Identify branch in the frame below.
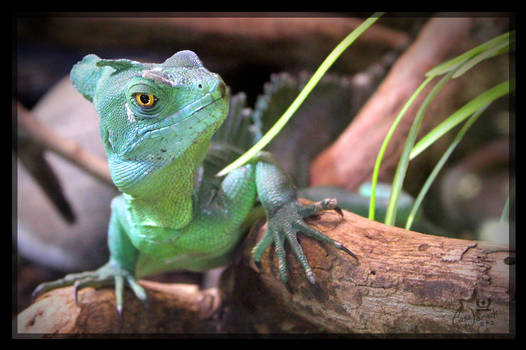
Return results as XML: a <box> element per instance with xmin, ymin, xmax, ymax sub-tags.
<box><xmin>310</xmin><ymin>16</ymin><xmax>483</xmax><ymax>190</ymax></box>
<box><xmin>16</xmin><ymin>203</ymin><xmax>514</xmax><ymax>335</ymax></box>
<box><xmin>20</xmin><ymin>17</ymin><xmax>410</xmax><ymax>51</ymax></box>
<box><xmin>16</xmin><ymin>101</ymin><xmax>112</xmax><ymax>186</ymax></box>
<box><xmin>17</xmin><ymin>282</ymin><xmax>222</xmax><ymax>336</ymax></box>
<box><xmin>224</xmin><ymin>206</ymin><xmax>514</xmax><ymax>334</ymax></box>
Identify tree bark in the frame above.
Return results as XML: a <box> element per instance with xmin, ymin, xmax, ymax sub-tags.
<box><xmin>16</xmin><ymin>282</ymin><xmax>222</xmax><ymax>336</ymax></box>
<box><xmin>224</xmin><ymin>208</ymin><xmax>514</xmax><ymax>335</ymax></box>
<box><xmin>16</xmin><ymin>204</ymin><xmax>514</xmax><ymax>336</ymax></box>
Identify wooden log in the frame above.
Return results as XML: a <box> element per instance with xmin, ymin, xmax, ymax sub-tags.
<box><xmin>16</xmin><ymin>204</ymin><xmax>514</xmax><ymax>336</ymax></box>
<box><xmin>224</xmin><ymin>207</ymin><xmax>514</xmax><ymax>334</ymax></box>
<box><xmin>16</xmin><ymin>282</ymin><xmax>221</xmax><ymax>336</ymax></box>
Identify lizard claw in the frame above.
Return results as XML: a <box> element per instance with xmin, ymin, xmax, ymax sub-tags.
<box><xmin>319</xmin><ymin>198</ymin><xmax>344</xmax><ymax>218</ymax></box>
<box><xmin>255</xmin><ymin>199</ymin><xmax>357</xmax><ymax>286</ymax></box>
<box><xmin>334</xmin><ymin>241</ymin><xmax>359</xmax><ymax>261</ymax></box>
<box><xmin>32</xmin><ymin>262</ymin><xmax>146</xmax><ymax>315</ymax></box>
<box><xmin>73</xmin><ymin>280</ymin><xmax>81</xmax><ymax>306</ymax></box>
<box><xmin>299</xmin><ymin>198</ymin><xmax>343</xmax><ymax>219</ymax></box>
<box><xmin>333</xmin><ymin>205</ymin><xmax>344</xmax><ymax>218</ymax></box>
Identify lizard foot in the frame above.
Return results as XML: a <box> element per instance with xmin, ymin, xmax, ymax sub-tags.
<box><xmin>32</xmin><ymin>262</ymin><xmax>146</xmax><ymax>316</ymax></box>
<box><xmin>251</xmin><ymin>198</ymin><xmax>357</xmax><ymax>285</ymax></box>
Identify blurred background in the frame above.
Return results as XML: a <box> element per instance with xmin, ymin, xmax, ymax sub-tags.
<box><xmin>14</xmin><ymin>13</ymin><xmax>514</xmax><ymax>317</ymax></box>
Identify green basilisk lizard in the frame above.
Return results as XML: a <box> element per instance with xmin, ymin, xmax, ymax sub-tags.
<box><xmin>33</xmin><ymin>51</ymin><xmax>364</xmax><ymax>314</ymax></box>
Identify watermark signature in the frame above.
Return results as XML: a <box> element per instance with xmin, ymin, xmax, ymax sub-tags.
<box><xmin>452</xmin><ymin>297</ymin><xmax>499</xmax><ymax>330</ymax></box>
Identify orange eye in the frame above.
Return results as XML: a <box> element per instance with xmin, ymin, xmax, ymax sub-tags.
<box><xmin>135</xmin><ymin>93</ymin><xmax>157</xmax><ymax>108</ymax></box>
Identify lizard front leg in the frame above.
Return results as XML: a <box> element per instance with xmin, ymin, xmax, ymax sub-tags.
<box><xmin>251</xmin><ymin>154</ymin><xmax>358</xmax><ymax>285</ymax></box>
<box><xmin>32</xmin><ymin>196</ymin><xmax>146</xmax><ymax>315</ymax></box>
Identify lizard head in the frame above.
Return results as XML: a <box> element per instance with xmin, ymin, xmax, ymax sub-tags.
<box><xmin>70</xmin><ymin>50</ymin><xmax>229</xmax><ymax>192</ymax></box>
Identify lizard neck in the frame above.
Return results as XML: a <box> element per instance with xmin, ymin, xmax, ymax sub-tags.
<box><xmin>119</xmin><ymin>140</ymin><xmax>210</xmax><ymax>230</ymax></box>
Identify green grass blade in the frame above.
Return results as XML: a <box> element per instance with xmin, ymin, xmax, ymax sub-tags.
<box><xmin>425</xmin><ymin>31</ymin><xmax>512</xmax><ymax>77</ymax></box>
<box><xmin>410</xmin><ymin>80</ymin><xmax>512</xmax><ymax>160</ymax></box>
<box><xmin>384</xmin><ymin>72</ymin><xmax>453</xmax><ymax>226</ymax></box>
<box><xmin>452</xmin><ymin>39</ymin><xmax>512</xmax><ymax>79</ymax></box>
<box><xmin>216</xmin><ymin>12</ymin><xmax>385</xmax><ymax>177</ymax></box>
<box><xmin>405</xmin><ymin>105</ymin><xmax>488</xmax><ymax>230</ymax></box>
<box><xmin>375</xmin><ymin>31</ymin><xmax>513</xmax><ymax>226</ymax></box>
<box><xmin>368</xmin><ymin>75</ymin><xmax>434</xmax><ymax>221</ymax></box>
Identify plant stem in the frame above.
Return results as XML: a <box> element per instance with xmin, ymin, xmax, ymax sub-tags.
<box><xmin>217</xmin><ymin>13</ymin><xmax>385</xmax><ymax>177</ymax></box>
<box><xmin>368</xmin><ymin>75</ymin><xmax>434</xmax><ymax>221</ymax></box>
<box><xmin>404</xmin><ymin>105</ymin><xmax>488</xmax><ymax>230</ymax></box>
<box><xmin>410</xmin><ymin>80</ymin><xmax>512</xmax><ymax>160</ymax></box>
<box><xmin>384</xmin><ymin>71</ymin><xmax>453</xmax><ymax>226</ymax></box>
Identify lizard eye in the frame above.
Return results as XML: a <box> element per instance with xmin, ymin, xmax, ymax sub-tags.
<box><xmin>134</xmin><ymin>93</ymin><xmax>158</xmax><ymax>108</ymax></box>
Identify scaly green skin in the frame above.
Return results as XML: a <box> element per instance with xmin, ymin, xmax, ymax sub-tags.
<box><xmin>33</xmin><ymin>51</ymin><xmax>355</xmax><ymax>313</ymax></box>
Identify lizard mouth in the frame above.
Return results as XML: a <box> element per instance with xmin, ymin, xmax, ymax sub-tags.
<box><xmin>120</xmin><ymin>81</ymin><xmax>227</xmax><ymax>155</ymax></box>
